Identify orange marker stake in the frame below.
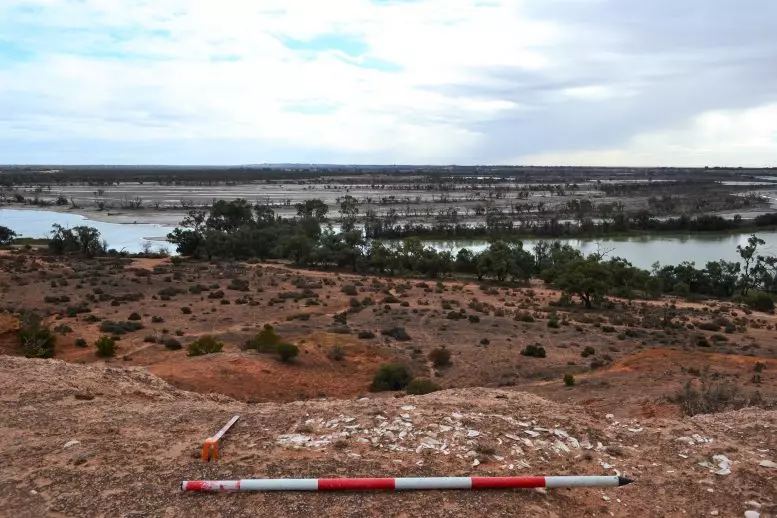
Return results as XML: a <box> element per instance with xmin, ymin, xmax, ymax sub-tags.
<box><xmin>201</xmin><ymin>415</ymin><xmax>240</xmax><ymax>461</ymax></box>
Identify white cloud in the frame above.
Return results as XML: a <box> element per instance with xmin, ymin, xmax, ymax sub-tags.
<box><xmin>518</xmin><ymin>103</ymin><xmax>777</xmax><ymax>167</ymax></box>
<box><xmin>0</xmin><ymin>0</ymin><xmax>776</xmax><ymax>164</ymax></box>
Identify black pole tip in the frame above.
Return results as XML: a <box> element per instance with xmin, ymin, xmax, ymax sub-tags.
<box><xmin>618</xmin><ymin>476</ymin><xmax>634</xmax><ymax>486</ymax></box>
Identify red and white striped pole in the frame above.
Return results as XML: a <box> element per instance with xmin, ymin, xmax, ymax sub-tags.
<box><xmin>182</xmin><ymin>475</ymin><xmax>633</xmax><ymax>493</ymax></box>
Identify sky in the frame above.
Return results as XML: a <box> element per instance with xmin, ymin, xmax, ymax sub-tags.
<box><xmin>0</xmin><ymin>0</ymin><xmax>776</xmax><ymax>167</ymax></box>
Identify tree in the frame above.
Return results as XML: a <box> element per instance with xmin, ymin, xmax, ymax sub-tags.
<box><xmin>187</xmin><ymin>335</ymin><xmax>223</xmax><ymax>356</ymax></box>
<box><xmin>207</xmin><ymin>199</ymin><xmax>254</xmax><ymax>232</ymax></box>
<box><xmin>738</xmin><ymin>234</ymin><xmax>765</xmax><ymax>295</ymax></box>
<box><xmin>295</xmin><ymin>199</ymin><xmax>328</xmax><ymax>222</ymax></box>
<box><xmin>0</xmin><ymin>225</ymin><xmax>17</xmax><ymax>245</ymax></box>
<box><xmin>338</xmin><ymin>195</ymin><xmax>359</xmax><ymax>232</ymax></box>
<box><xmin>552</xmin><ymin>259</ymin><xmax>612</xmax><ymax>308</ymax></box>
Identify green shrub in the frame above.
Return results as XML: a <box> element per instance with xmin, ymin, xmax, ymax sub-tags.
<box><xmin>517</xmin><ymin>313</ymin><xmax>535</xmax><ymax>323</ymax></box>
<box><xmin>744</xmin><ymin>291</ymin><xmax>774</xmax><ymax>313</ymax></box>
<box><xmin>371</xmin><ymin>363</ymin><xmax>413</xmax><ymax>391</ymax></box>
<box><xmin>143</xmin><ymin>334</ymin><xmax>158</xmax><ymax>343</ymax></box>
<box><xmin>187</xmin><ymin>335</ymin><xmax>223</xmax><ymax>356</ymax></box>
<box><xmin>468</xmin><ymin>314</ymin><xmax>480</xmax><ymax>323</ymax></box>
<box><xmin>99</xmin><ymin>320</ymin><xmax>143</xmax><ymax>335</ymax></box>
<box><xmin>406</xmin><ymin>378</ymin><xmax>441</xmax><ymax>395</ymax></box>
<box><xmin>357</xmin><ymin>330</ymin><xmax>376</xmax><ymax>339</ymax></box>
<box><xmin>207</xmin><ymin>290</ymin><xmax>225</xmax><ymax>300</ymax></box>
<box><xmin>163</xmin><ymin>338</ymin><xmax>182</xmax><ymax>350</ymax></box>
<box><xmin>151</xmin><ymin>315</ymin><xmax>165</xmax><ymax>323</ymax></box>
<box><xmin>245</xmin><ymin>324</ymin><xmax>281</xmax><ymax>353</ymax></box>
<box><xmin>429</xmin><ymin>346</ymin><xmax>452</xmax><ymax>367</ymax></box>
<box><xmin>95</xmin><ymin>335</ymin><xmax>117</xmax><ymax>358</ymax></box>
<box><xmin>697</xmin><ymin>322</ymin><xmax>721</xmax><ymax>332</ymax></box>
<box><xmin>341</xmin><ymin>284</ymin><xmax>358</xmax><ymax>296</ymax></box>
<box><xmin>479</xmin><ymin>338</ymin><xmax>490</xmax><ymax>346</ymax></box>
<box><xmin>521</xmin><ymin>344</ymin><xmax>546</xmax><ymax>358</ymax></box>
<box><xmin>601</xmin><ymin>325</ymin><xmax>616</xmax><ymax>333</ymax></box>
<box><xmin>547</xmin><ymin>318</ymin><xmax>559</xmax><ymax>329</ymax></box>
<box><xmin>277</xmin><ymin>342</ymin><xmax>299</xmax><ymax>362</ymax></box>
<box><xmin>563</xmin><ymin>374</ymin><xmax>575</xmax><ymax>386</ymax></box>
<box><xmin>581</xmin><ymin>346</ymin><xmax>596</xmax><ymax>358</ymax></box>
<box><xmin>18</xmin><ymin>320</ymin><xmax>57</xmax><ymax>359</ymax></box>
<box><xmin>227</xmin><ymin>278</ymin><xmax>250</xmax><ymax>291</ymax></box>
<box><xmin>74</xmin><ymin>338</ymin><xmax>87</xmax><ymax>348</ymax></box>
<box><xmin>128</xmin><ymin>312</ymin><xmax>141</xmax><ymax>321</ymax></box>
<box><xmin>181</xmin><ymin>306</ymin><xmax>192</xmax><ymax>315</ymax></box>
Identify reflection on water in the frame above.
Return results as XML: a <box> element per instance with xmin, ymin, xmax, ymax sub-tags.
<box><xmin>411</xmin><ymin>232</ymin><xmax>777</xmax><ymax>269</ymax></box>
<box><xmin>0</xmin><ymin>208</ymin><xmax>175</xmax><ymax>254</ymax></box>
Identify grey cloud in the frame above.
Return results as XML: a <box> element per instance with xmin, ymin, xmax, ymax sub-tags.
<box><xmin>445</xmin><ymin>0</ymin><xmax>777</xmax><ymax>161</ymax></box>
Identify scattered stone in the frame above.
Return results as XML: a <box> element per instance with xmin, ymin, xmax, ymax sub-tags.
<box><xmin>63</xmin><ymin>440</ymin><xmax>80</xmax><ymax>449</ymax></box>
<box><xmin>758</xmin><ymin>460</ymin><xmax>777</xmax><ymax>469</ymax></box>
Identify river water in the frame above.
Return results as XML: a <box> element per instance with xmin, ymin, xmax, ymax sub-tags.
<box><xmin>1</xmin><ymin>208</ymin><xmax>776</xmax><ymax>268</ymax></box>
<box><xmin>0</xmin><ymin>208</ymin><xmax>175</xmax><ymax>254</ymax></box>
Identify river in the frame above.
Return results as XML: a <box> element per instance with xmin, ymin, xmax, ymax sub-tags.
<box><xmin>1</xmin><ymin>208</ymin><xmax>776</xmax><ymax>268</ymax></box>
<box><xmin>0</xmin><ymin>208</ymin><xmax>175</xmax><ymax>254</ymax></box>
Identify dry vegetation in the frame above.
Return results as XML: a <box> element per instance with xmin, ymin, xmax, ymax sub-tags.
<box><xmin>1</xmin><ymin>249</ymin><xmax>775</xmax><ymax>417</ymax></box>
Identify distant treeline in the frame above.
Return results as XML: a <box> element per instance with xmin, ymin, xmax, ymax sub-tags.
<box><xmin>365</xmin><ymin>212</ymin><xmax>777</xmax><ymax>240</ymax></box>
<box><xmin>0</xmin><ymin>164</ymin><xmax>773</xmax><ymax>186</ymax></box>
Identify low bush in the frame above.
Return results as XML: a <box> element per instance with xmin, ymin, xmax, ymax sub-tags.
<box><xmin>207</xmin><ymin>290</ymin><xmax>225</xmax><ymax>299</ymax></box>
<box><xmin>277</xmin><ymin>342</ymin><xmax>299</xmax><ymax>362</ymax></box>
<box><xmin>479</xmin><ymin>338</ymin><xmax>490</xmax><ymax>346</ymax></box>
<box><xmin>581</xmin><ymin>346</ymin><xmax>596</xmax><ymax>358</ymax></box>
<box><xmin>18</xmin><ymin>318</ymin><xmax>56</xmax><ymax>359</ymax></box>
<box><xmin>468</xmin><ymin>314</ymin><xmax>480</xmax><ymax>323</ymax></box>
<box><xmin>521</xmin><ymin>344</ymin><xmax>546</xmax><ymax>358</ymax></box>
<box><xmin>357</xmin><ymin>330</ymin><xmax>376</xmax><ymax>339</ymax></box>
<box><xmin>563</xmin><ymin>373</ymin><xmax>575</xmax><ymax>386</ymax></box>
<box><xmin>429</xmin><ymin>346</ymin><xmax>452</xmax><ymax>367</ymax></box>
<box><xmin>95</xmin><ymin>335</ymin><xmax>117</xmax><ymax>358</ymax></box>
<box><xmin>187</xmin><ymin>335</ymin><xmax>223</xmax><ymax>356</ymax></box>
<box><xmin>547</xmin><ymin>318</ymin><xmax>559</xmax><ymax>329</ymax></box>
<box><xmin>99</xmin><ymin>320</ymin><xmax>143</xmax><ymax>335</ymax></box>
<box><xmin>744</xmin><ymin>291</ymin><xmax>774</xmax><ymax>313</ymax></box>
<box><xmin>74</xmin><ymin>338</ymin><xmax>87</xmax><ymax>348</ymax></box>
<box><xmin>406</xmin><ymin>378</ymin><xmax>441</xmax><ymax>395</ymax></box>
<box><xmin>151</xmin><ymin>316</ymin><xmax>165</xmax><ymax>323</ymax></box>
<box><xmin>371</xmin><ymin>363</ymin><xmax>413</xmax><ymax>391</ymax></box>
<box><xmin>163</xmin><ymin>338</ymin><xmax>182</xmax><ymax>350</ymax></box>
<box><xmin>227</xmin><ymin>278</ymin><xmax>250</xmax><ymax>291</ymax></box>
<box><xmin>341</xmin><ymin>284</ymin><xmax>358</xmax><ymax>296</ymax></box>
<box><xmin>128</xmin><ymin>312</ymin><xmax>142</xmax><ymax>321</ymax></box>
<box><xmin>181</xmin><ymin>306</ymin><xmax>192</xmax><ymax>315</ymax></box>
<box><xmin>381</xmin><ymin>326</ymin><xmax>411</xmax><ymax>341</ymax></box>
<box><xmin>671</xmin><ymin>380</ymin><xmax>774</xmax><ymax>416</ymax></box>
<box><xmin>517</xmin><ymin>313</ymin><xmax>535</xmax><ymax>323</ymax></box>
<box><xmin>245</xmin><ymin>324</ymin><xmax>281</xmax><ymax>353</ymax></box>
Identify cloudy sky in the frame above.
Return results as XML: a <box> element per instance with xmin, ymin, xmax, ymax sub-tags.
<box><xmin>1</xmin><ymin>0</ymin><xmax>776</xmax><ymax>166</ymax></box>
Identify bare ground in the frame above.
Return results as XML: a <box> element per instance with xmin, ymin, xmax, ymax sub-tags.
<box><xmin>1</xmin><ymin>356</ymin><xmax>775</xmax><ymax>518</ymax></box>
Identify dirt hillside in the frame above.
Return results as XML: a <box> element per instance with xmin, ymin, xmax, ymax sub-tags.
<box><xmin>1</xmin><ymin>356</ymin><xmax>775</xmax><ymax>517</ymax></box>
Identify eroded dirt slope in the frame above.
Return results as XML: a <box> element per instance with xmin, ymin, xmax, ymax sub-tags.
<box><xmin>1</xmin><ymin>356</ymin><xmax>775</xmax><ymax>517</ymax></box>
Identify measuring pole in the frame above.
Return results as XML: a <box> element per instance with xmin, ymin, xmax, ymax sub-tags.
<box><xmin>182</xmin><ymin>475</ymin><xmax>634</xmax><ymax>492</ymax></box>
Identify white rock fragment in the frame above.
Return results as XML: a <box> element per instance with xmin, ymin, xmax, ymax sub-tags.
<box><xmin>744</xmin><ymin>511</ymin><xmax>760</xmax><ymax>518</ymax></box>
<box><xmin>602</xmin><ymin>495</ymin><xmax>611</xmax><ymax>502</ymax></box>
<box><xmin>401</xmin><ymin>405</ymin><xmax>416</xmax><ymax>411</ymax></box>
<box><xmin>505</xmin><ymin>434</ymin><xmax>522</xmax><ymax>441</ymax></box>
<box><xmin>472</xmin><ymin>459</ymin><xmax>481</xmax><ymax>467</ymax></box>
<box><xmin>63</xmin><ymin>440</ymin><xmax>80</xmax><ymax>449</ymax></box>
<box><xmin>605</xmin><ymin>414</ymin><xmax>614</xmax><ymax>420</ymax></box>
<box><xmin>758</xmin><ymin>460</ymin><xmax>777</xmax><ymax>469</ymax></box>
<box><xmin>712</xmin><ymin>455</ymin><xmax>732</xmax><ymax>476</ymax></box>
<box><xmin>525</xmin><ymin>430</ymin><xmax>540</xmax><ymax>438</ymax></box>
<box><xmin>710</xmin><ymin>510</ymin><xmax>719</xmax><ymax>516</ymax></box>
<box><xmin>467</xmin><ymin>430</ymin><xmax>481</xmax><ymax>438</ymax></box>
<box><xmin>628</xmin><ymin>427</ymin><xmax>643</xmax><ymax>433</ymax></box>
<box><xmin>553</xmin><ymin>440</ymin><xmax>570</xmax><ymax>454</ymax></box>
